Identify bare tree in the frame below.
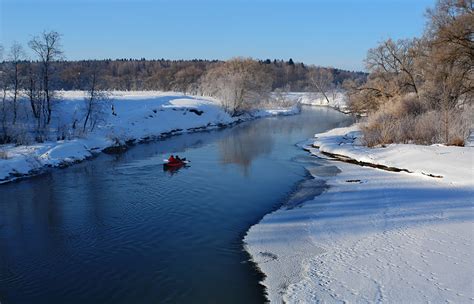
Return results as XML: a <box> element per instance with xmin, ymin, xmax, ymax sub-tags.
<box><xmin>8</xmin><ymin>42</ymin><xmax>25</xmax><ymax>125</ymax></box>
<box><xmin>0</xmin><ymin>45</ymin><xmax>9</xmax><ymax>143</ymax></box>
<box><xmin>424</xmin><ymin>0</ymin><xmax>473</xmax><ymax>143</ymax></box>
<box><xmin>83</xmin><ymin>67</ymin><xmax>109</xmax><ymax>133</ymax></box>
<box><xmin>25</xmin><ymin>62</ymin><xmax>41</xmax><ymax>120</ymax></box>
<box><xmin>308</xmin><ymin>68</ymin><xmax>335</xmax><ymax>104</ymax></box>
<box><xmin>366</xmin><ymin>39</ymin><xmax>421</xmax><ymax>97</ymax></box>
<box><xmin>23</xmin><ymin>60</ymin><xmax>50</xmax><ymax>142</ymax></box>
<box><xmin>29</xmin><ymin>31</ymin><xmax>63</xmax><ymax>124</ymax></box>
<box><xmin>354</xmin><ymin>0</ymin><xmax>473</xmax><ymax>145</ymax></box>
<box><xmin>348</xmin><ymin>38</ymin><xmax>422</xmax><ymax>114</ymax></box>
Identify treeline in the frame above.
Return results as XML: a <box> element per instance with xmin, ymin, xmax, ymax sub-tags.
<box><xmin>346</xmin><ymin>0</ymin><xmax>473</xmax><ymax>146</ymax></box>
<box><xmin>1</xmin><ymin>57</ymin><xmax>365</xmax><ymax>93</ymax></box>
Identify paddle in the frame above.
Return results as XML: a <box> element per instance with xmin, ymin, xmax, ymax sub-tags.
<box><xmin>163</xmin><ymin>159</ymin><xmax>190</xmax><ymax>164</ymax></box>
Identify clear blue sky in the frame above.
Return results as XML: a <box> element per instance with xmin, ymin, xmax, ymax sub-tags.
<box><xmin>1</xmin><ymin>0</ymin><xmax>434</xmax><ymax>71</ymax></box>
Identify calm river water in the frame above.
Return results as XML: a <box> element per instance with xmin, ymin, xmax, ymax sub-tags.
<box><xmin>0</xmin><ymin>106</ymin><xmax>352</xmax><ymax>303</ymax></box>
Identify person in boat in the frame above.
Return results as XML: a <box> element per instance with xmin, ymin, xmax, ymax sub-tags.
<box><xmin>168</xmin><ymin>155</ymin><xmax>177</xmax><ymax>163</ymax></box>
<box><xmin>175</xmin><ymin>155</ymin><xmax>181</xmax><ymax>162</ymax></box>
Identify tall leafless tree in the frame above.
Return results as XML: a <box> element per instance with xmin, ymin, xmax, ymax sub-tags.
<box><xmin>424</xmin><ymin>0</ymin><xmax>473</xmax><ymax>143</ymax></box>
<box><xmin>366</xmin><ymin>39</ymin><xmax>421</xmax><ymax>97</ymax></box>
<box><xmin>82</xmin><ymin>66</ymin><xmax>109</xmax><ymax>133</ymax></box>
<box><xmin>8</xmin><ymin>42</ymin><xmax>25</xmax><ymax>125</ymax></box>
<box><xmin>28</xmin><ymin>31</ymin><xmax>63</xmax><ymax>124</ymax></box>
<box><xmin>0</xmin><ymin>45</ymin><xmax>9</xmax><ymax>143</ymax></box>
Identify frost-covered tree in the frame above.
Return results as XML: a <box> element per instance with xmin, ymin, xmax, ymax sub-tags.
<box><xmin>200</xmin><ymin>58</ymin><xmax>272</xmax><ymax>116</ymax></box>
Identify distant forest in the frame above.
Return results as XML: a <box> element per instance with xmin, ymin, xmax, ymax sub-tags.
<box><xmin>1</xmin><ymin>58</ymin><xmax>366</xmax><ymax>93</ymax></box>
<box><xmin>0</xmin><ymin>29</ymin><xmax>368</xmax><ymax>145</ymax></box>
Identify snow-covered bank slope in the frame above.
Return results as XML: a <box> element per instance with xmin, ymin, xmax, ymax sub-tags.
<box><xmin>245</xmin><ymin>126</ymin><xmax>473</xmax><ymax>303</ymax></box>
<box><xmin>313</xmin><ymin>125</ymin><xmax>474</xmax><ymax>186</ymax></box>
<box><xmin>0</xmin><ymin>91</ymin><xmax>299</xmax><ymax>184</ymax></box>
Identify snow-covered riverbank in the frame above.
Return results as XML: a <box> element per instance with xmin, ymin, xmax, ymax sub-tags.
<box><xmin>245</xmin><ymin>125</ymin><xmax>473</xmax><ymax>303</ymax></box>
<box><xmin>0</xmin><ymin>91</ymin><xmax>299</xmax><ymax>184</ymax></box>
<box><xmin>285</xmin><ymin>92</ymin><xmax>350</xmax><ymax>114</ymax></box>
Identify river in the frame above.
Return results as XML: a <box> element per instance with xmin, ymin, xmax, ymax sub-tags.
<box><xmin>0</xmin><ymin>106</ymin><xmax>352</xmax><ymax>303</ymax></box>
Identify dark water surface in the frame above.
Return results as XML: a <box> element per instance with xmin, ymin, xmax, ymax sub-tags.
<box><xmin>0</xmin><ymin>107</ymin><xmax>352</xmax><ymax>304</ymax></box>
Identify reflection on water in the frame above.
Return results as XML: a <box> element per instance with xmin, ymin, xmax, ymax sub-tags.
<box><xmin>217</xmin><ymin>109</ymin><xmax>351</xmax><ymax>175</ymax></box>
<box><xmin>218</xmin><ymin>123</ymin><xmax>274</xmax><ymax>175</ymax></box>
<box><xmin>0</xmin><ymin>107</ymin><xmax>353</xmax><ymax>304</ymax></box>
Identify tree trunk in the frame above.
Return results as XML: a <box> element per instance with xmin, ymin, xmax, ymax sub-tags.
<box><xmin>12</xmin><ymin>63</ymin><xmax>19</xmax><ymax>125</ymax></box>
<box><xmin>83</xmin><ymin>72</ymin><xmax>97</xmax><ymax>133</ymax></box>
<box><xmin>44</xmin><ymin>62</ymin><xmax>51</xmax><ymax>124</ymax></box>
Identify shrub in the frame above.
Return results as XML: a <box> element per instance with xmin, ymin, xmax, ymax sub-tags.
<box><xmin>8</xmin><ymin>124</ymin><xmax>33</xmax><ymax>146</ymax></box>
<box><xmin>449</xmin><ymin>137</ymin><xmax>465</xmax><ymax>147</ymax></box>
<box><xmin>412</xmin><ymin>110</ymin><xmax>440</xmax><ymax>144</ymax></box>
<box><xmin>399</xmin><ymin>93</ymin><xmax>425</xmax><ymax>117</ymax></box>
<box><xmin>362</xmin><ymin>95</ymin><xmax>472</xmax><ymax>146</ymax></box>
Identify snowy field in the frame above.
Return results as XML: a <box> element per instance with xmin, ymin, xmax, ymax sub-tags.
<box><xmin>245</xmin><ymin>125</ymin><xmax>473</xmax><ymax>303</ymax></box>
<box><xmin>0</xmin><ymin>91</ymin><xmax>299</xmax><ymax>183</ymax></box>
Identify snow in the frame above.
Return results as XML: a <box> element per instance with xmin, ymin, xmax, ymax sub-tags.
<box><xmin>0</xmin><ymin>91</ymin><xmax>299</xmax><ymax>183</ymax></box>
<box><xmin>245</xmin><ymin>124</ymin><xmax>474</xmax><ymax>303</ymax></box>
<box><xmin>285</xmin><ymin>91</ymin><xmax>349</xmax><ymax>113</ymax></box>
